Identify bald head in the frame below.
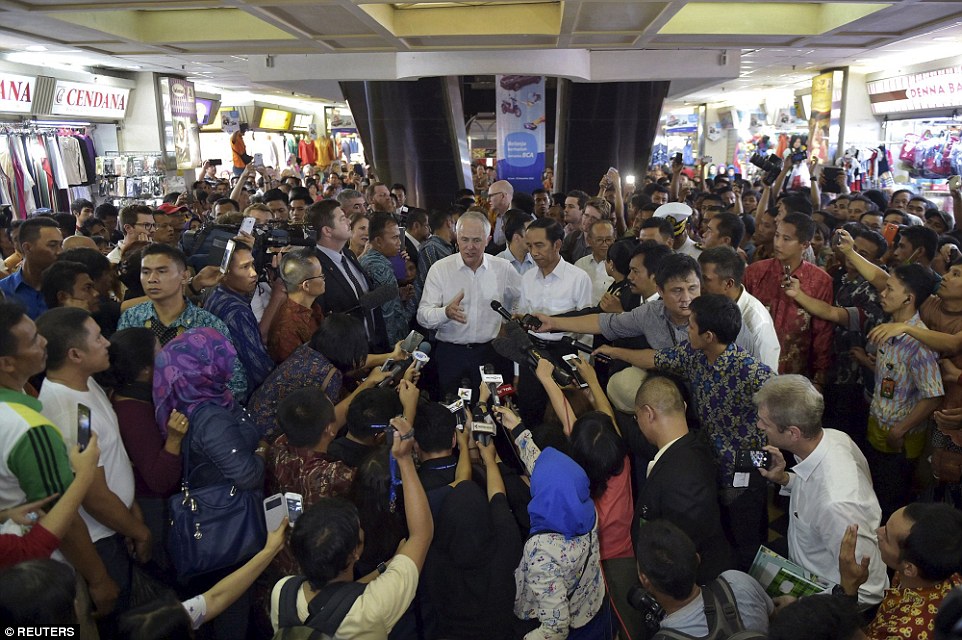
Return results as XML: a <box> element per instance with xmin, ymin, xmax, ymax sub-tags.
<box><xmin>489</xmin><ymin>180</ymin><xmax>514</xmax><ymax>216</ymax></box>
<box><xmin>62</xmin><ymin>235</ymin><xmax>98</xmax><ymax>251</ymax></box>
<box><xmin>635</xmin><ymin>375</ymin><xmax>686</xmax><ymax>416</ymax></box>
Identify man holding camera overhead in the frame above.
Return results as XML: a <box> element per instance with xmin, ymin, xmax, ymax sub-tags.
<box><xmin>417</xmin><ymin>211</ymin><xmax>520</xmax><ymax>399</ymax></box>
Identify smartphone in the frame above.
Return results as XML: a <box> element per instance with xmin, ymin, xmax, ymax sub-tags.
<box><xmin>625</xmin><ymin>175</ymin><xmax>636</xmax><ymax>186</ymax></box>
<box><xmin>733</xmin><ymin>173</ymin><xmax>742</xmax><ymax>183</ymax></box>
<box><xmin>380</xmin><ymin>358</ymin><xmax>396</xmax><ymax>372</ymax></box>
<box><xmin>284</xmin><ymin>492</ymin><xmax>303</xmax><ymax>527</ymax></box>
<box><xmin>781</xmin><ymin>264</ymin><xmax>792</xmax><ymax>288</ymax></box>
<box><xmin>219</xmin><ymin>238</ymin><xmax>236</xmax><ymax>274</ymax></box>
<box><xmin>520</xmin><ymin>314</ymin><xmax>543</xmax><ymax>331</ymax></box>
<box><xmin>703</xmin><ymin>156</ymin><xmax>713</xmax><ymax>165</ymax></box>
<box><xmin>736</xmin><ymin>449</ymin><xmax>771</xmax><ymax>470</ymax></box>
<box><xmin>950</xmin><ymin>175</ymin><xmax>961</xmax><ymax>190</ymax></box>
<box><xmin>882</xmin><ymin>222</ymin><xmax>899</xmax><ymax>245</ymax></box>
<box><xmin>253</xmin><ymin>153</ymin><xmax>264</xmax><ymax>168</ymax></box>
<box><xmin>400</xmin><ymin>330</ymin><xmax>424</xmax><ymax>353</ymax></box>
<box><xmin>562</xmin><ymin>354</ymin><xmax>588</xmax><ymax>388</ymax></box>
<box><xmin>206</xmin><ymin>158</ymin><xmax>223</xmax><ymax>167</ymax></box>
<box><xmin>77</xmin><ymin>403</ymin><xmax>91</xmax><ymax>452</ymax></box>
<box><xmin>263</xmin><ymin>493</ymin><xmax>287</xmax><ymax>531</ymax></box>
<box><xmin>240</xmin><ymin>216</ymin><xmax>256</xmax><ymax>235</ymax></box>
<box><xmin>673</xmin><ymin>153</ymin><xmax>683</xmax><ymax>165</ymax></box>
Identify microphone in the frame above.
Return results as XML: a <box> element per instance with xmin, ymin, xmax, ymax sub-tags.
<box><xmin>491</xmin><ymin>299</ymin><xmax>543</xmax><ymax>332</ymax></box>
<box><xmin>494</xmin><ymin>324</ymin><xmax>573</xmax><ymax>387</ymax></box>
<box><xmin>490</xmin><ymin>300</ymin><xmax>513</xmax><ymax>322</ymax></box>
<box><xmin>482</xmin><ymin>364</ymin><xmax>503</xmax><ymax>407</ymax></box>
<box><xmin>561</xmin><ymin>335</ymin><xmax>611</xmax><ymax>363</ymax></box>
<box><xmin>412</xmin><ymin>349</ymin><xmax>430</xmax><ymax>372</ymax></box>
<box><xmin>377</xmin><ymin>341</ymin><xmax>431</xmax><ymax>387</ymax></box>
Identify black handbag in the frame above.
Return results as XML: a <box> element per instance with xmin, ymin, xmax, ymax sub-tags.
<box><xmin>167</xmin><ymin>428</ymin><xmax>265</xmax><ymax>580</ymax></box>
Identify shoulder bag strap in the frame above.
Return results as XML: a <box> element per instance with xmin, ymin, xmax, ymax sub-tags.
<box><xmin>277</xmin><ymin>576</ymin><xmax>310</xmax><ymax>631</ymax></box>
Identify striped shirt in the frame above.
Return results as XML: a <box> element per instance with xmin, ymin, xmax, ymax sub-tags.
<box><xmin>0</xmin><ymin>388</ymin><xmax>74</xmax><ymax>510</ymax></box>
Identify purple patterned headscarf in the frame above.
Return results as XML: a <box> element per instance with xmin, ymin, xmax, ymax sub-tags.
<box><xmin>153</xmin><ymin>327</ymin><xmax>236</xmax><ymax>436</ymax></box>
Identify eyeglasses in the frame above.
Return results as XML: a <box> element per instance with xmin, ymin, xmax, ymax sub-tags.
<box><xmin>488</xmin><ymin>191</ymin><xmax>506</xmax><ymax>198</ymax></box>
<box><xmin>301</xmin><ymin>274</ymin><xmax>325</xmax><ymax>284</ymax></box>
<box><xmin>137</xmin><ymin>223</ymin><xmax>158</xmax><ymax>231</ymax></box>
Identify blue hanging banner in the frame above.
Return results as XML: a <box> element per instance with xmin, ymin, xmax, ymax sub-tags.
<box><xmin>495</xmin><ymin>75</ymin><xmax>546</xmax><ymax>193</ymax></box>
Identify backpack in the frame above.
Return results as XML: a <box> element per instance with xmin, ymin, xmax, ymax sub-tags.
<box><xmin>652</xmin><ymin>576</ymin><xmax>768</xmax><ymax>640</ymax></box>
<box><xmin>272</xmin><ymin>576</ymin><xmax>367</xmax><ymax>640</ymax></box>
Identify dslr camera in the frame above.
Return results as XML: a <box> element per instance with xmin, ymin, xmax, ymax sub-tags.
<box><xmin>749</xmin><ymin>153</ymin><xmax>783</xmax><ymax>187</ymax></box>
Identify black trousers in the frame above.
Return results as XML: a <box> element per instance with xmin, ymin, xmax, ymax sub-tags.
<box><xmin>433</xmin><ymin>340</ymin><xmax>513</xmax><ymax>401</ymax></box>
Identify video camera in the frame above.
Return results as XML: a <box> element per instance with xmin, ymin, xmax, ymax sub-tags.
<box><xmin>181</xmin><ymin>220</ymin><xmax>316</xmax><ymax>277</ymax></box>
<box><xmin>749</xmin><ymin>153</ymin><xmax>783</xmax><ymax>187</ymax></box>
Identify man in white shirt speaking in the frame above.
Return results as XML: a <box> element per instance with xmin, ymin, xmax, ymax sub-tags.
<box><xmin>515</xmin><ymin>217</ymin><xmax>592</xmax><ymax>425</ymax></box>
<box><xmin>417</xmin><ymin>211</ymin><xmax>521</xmax><ymax>398</ymax></box>
<box><xmin>756</xmin><ymin>374</ymin><xmax>888</xmax><ymax>608</ymax></box>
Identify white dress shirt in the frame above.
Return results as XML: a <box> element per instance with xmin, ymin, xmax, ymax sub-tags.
<box><xmin>677</xmin><ymin>235</ymin><xmax>702</xmax><ymax>259</ymax></box>
<box><xmin>518</xmin><ymin>259</ymin><xmax>593</xmax><ymax>342</ymax></box>
<box><xmin>735</xmin><ymin>286</ymin><xmax>781</xmax><ymax>371</ymax></box>
<box><xmin>417</xmin><ymin>252</ymin><xmax>521</xmax><ymax>344</ymax></box>
<box><xmin>574</xmin><ymin>254</ymin><xmax>614</xmax><ymax>305</ymax></box>
<box><xmin>782</xmin><ymin>429</ymin><xmax>888</xmax><ymax>606</ymax></box>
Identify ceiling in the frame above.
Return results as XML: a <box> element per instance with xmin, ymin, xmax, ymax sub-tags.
<box><xmin>0</xmin><ymin>0</ymin><xmax>959</xmax><ymax>105</ymax></box>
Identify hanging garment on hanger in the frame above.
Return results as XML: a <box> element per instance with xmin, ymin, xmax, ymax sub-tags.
<box><xmin>59</xmin><ymin>135</ymin><xmax>86</xmax><ymax>185</ymax></box>
<box><xmin>44</xmin><ymin>134</ymin><xmax>70</xmax><ymax>190</ymax></box>
<box><xmin>76</xmin><ymin>135</ymin><xmax>97</xmax><ymax>186</ymax></box>
<box><xmin>10</xmin><ymin>136</ymin><xmax>37</xmax><ymax>215</ymax></box>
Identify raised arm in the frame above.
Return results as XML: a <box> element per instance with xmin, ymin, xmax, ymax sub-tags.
<box><xmin>593</xmin><ymin>345</ymin><xmax>656</xmax><ymax>370</ymax></box>
<box><xmin>390</xmin><ymin>416</ymin><xmax>433</xmax><ymax>572</ymax></box>
<box><xmin>868</xmin><ymin>322</ymin><xmax>962</xmax><ymax>356</ymax></box>
<box><xmin>784</xmin><ymin>277</ymin><xmax>848</xmax><ymax>326</ymax></box>
<box><xmin>572</xmin><ymin>357</ymin><xmax>615</xmax><ymax>424</ymax></box>
<box><xmin>533</xmin><ymin>313</ymin><xmax>602</xmax><ymax>336</ymax></box>
<box><xmin>836</xmin><ymin>229</ymin><xmax>889</xmax><ymax>291</ymax></box>
<box><xmin>535</xmin><ymin>359</ymin><xmax>577</xmax><ymax>436</ymax></box>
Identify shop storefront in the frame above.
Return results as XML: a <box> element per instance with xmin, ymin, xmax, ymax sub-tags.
<box><xmin>867</xmin><ymin>60</ymin><xmax>962</xmax><ymax>211</ymax></box>
<box><xmin>198</xmin><ymin>102</ymin><xmax>325</xmax><ymax>179</ymax></box>
<box><xmin>0</xmin><ymin>66</ymin><xmax>133</xmax><ymax>218</ymax></box>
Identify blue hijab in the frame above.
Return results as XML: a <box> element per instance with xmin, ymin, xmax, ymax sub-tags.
<box><xmin>528</xmin><ymin>447</ymin><xmax>596</xmax><ymax>539</ymax></box>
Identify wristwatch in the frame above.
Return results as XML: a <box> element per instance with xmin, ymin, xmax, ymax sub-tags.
<box><xmin>376</xmin><ymin>561</ymin><xmax>387</xmax><ymax>575</ymax></box>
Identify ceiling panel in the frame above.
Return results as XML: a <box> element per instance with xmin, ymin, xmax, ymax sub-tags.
<box><xmin>261</xmin><ymin>4</ymin><xmax>377</xmax><ymax>36</ymax></box>
<box><xmin>842</xmin><ymin>2</ymin><xmax>962</xmax><ymax>33</ymax></box>
<box><xmin>322</xmin><ymin>36</ymin><xmax>394</xmax><ymax>49</ymax></box>
<box><xmin>572</xmin><ymin>2</ymin><xmax>668</xmax><ymax>33</ymax></box>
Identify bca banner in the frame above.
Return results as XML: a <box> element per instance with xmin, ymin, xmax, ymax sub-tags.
<box><xmin>495</xmin><ymin>75</ymin><xmax>545</xmax><ymax>193</ymax></box>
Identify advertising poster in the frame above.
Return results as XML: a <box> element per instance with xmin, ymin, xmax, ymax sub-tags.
<box><xmin>160</xmin><ymin>77</ymin><xmax>202</xmax><ymax>170</ymax></box>
<box><xmin>495</xmin><ymin>75</ymin><xmax>545</xmax><ymax>192</ymax></box>
<box><xmin>809</xmin><ymin>70</ymin><xmax>844</xmax><ymax>164</ymax></box>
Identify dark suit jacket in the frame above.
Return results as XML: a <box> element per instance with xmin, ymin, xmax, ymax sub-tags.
<box><xmin>404</xmin><ymin>235</ymin><xmax>419</xmax><ymax>269</ymax></box>
<box><xmin>633</xmin><ymin>431</ymin><xmax>735</xmax><ymax>585</ymax></box>
<box><xmin>314</xmin><ymin>246</ymin><xmax>389</xmax><ymax>352</ymax></box>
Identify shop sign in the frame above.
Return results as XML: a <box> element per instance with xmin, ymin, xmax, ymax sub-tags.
<box><xmin>665</xmin><ymin>113</ymin><xmax>699</xmax><ymax>134</ymax></box>
<box><xmin>51</xmin><ymin>80</ymin><xmax>128</xmax><ymax>118</ymax></box>
<box><xmin>0</xmin><ymin>73</ymin><xmax>35</xmax><ymax>113</ymax></box>
<box><xmin>867</xmin><ymin>66</ymin><xmax>962</xmax><ymax>115</ymax></box>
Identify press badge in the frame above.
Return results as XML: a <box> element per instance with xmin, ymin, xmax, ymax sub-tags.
<box><xmin>881</xmin><ymin>363</ymin><xmax>895</xmax><ymax>399</ymax></box>
<box><xmin>733</xmin><ymin>472</ymin><xmax>750</xmax><ymax>488</ymax></box>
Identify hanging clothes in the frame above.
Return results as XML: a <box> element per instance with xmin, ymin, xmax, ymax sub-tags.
<box><xmin>59</xmin><ymin>135</ymin><xmax>86</xmax><ymax>186</ymax></box>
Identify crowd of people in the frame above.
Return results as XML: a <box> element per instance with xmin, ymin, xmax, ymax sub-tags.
<box><xmin>0</xmin><ymin>151</ymin><xmax>962</xmax><ymax>640</ymax></box>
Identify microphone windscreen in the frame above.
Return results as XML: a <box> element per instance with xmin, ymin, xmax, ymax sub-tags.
<box><xmin>416</xmin><ymin>341</ymin><xmax>432</xmax><ymax>356</ymax></box>
<box><xmin>493</xmin><ymin>336</ymin><xmax>526</xmax><ymax>365</ymax></box>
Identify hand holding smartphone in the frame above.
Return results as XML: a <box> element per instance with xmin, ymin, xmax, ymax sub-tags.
<box><xmin>77</xmin><ymin>404</ymin><xmax>91</xmax><ymax>452</ymax></box>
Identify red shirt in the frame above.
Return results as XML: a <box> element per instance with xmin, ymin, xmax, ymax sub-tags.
<box><xmin>744</xmin><ymin>258</ymin><xmax>834</xmax><ymax>379</ymax></box>
<box><xmin>267</xmin><ymin>299</ymin><xmax>324</xmax><ymax>364</ymax></box>
<box><xmin>0</xmin><ymin>523</ymin><xmax>59</xmax><ymax>569</ymax></box>
<box><xmin>595</xmin><ymin>456</ymin><xmax>634</xmax><ymax>561</ymax></box>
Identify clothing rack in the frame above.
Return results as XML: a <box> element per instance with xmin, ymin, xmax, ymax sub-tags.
<box><xmin>0</xmin><ymin>123</ymin><xmax>93</xmax><ymax>136</ymax></box>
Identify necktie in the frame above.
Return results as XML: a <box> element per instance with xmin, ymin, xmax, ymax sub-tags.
<box><xmin>342</xmin><ymin>254</ymin><xmax>375</xmax><ymax>340</ymax></box>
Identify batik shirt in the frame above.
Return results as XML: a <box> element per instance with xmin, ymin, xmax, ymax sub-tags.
<box><xmin>118</xmin><ymin>300</ymin><xmax>248</xmax><ymax>400</ymax></box>
<box><xmin>743</xmin><ymin>258</ymin><xmax>834</xmax><ymax>379</ymax></box>
<box><xmin>205</xmin><ymin>285</ymin><xmax>274</xmax><ymax>392</ymax></box>
<box><xmin>654</xmin><ymin>342</ymin><xmax>775</xmax><ymax>483</ymax></box>
<box><xmin>359</xmin><ymin>248</ymin><xmax>415</xmax><ymax>345</ymax></box>
<box><xmin>867</xmin><ymin>573</ymin><xmax>962</xmax><ymax>640</ymax></box>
